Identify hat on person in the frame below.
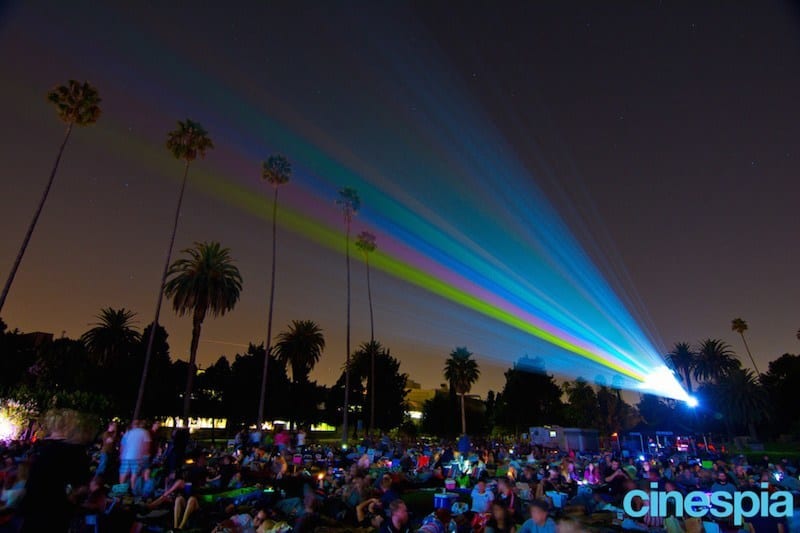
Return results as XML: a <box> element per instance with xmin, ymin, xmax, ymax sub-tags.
<box><xmin>451</xmin><ymin>502</ymin><xmax>468</xmax><ymax>516</ymax></box>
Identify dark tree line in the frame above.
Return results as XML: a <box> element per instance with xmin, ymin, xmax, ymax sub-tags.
<box><xmin>0</xmin><ymin>315</ymin><xmax>408</xmax><ymax>432</ymax></box>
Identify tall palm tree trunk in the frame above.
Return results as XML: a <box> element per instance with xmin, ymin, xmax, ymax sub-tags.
<box><xmin>342</xmin><ymin>221</ymin><xmax>352</xmax><ymax>444</ymax></box>
<box><xmin>366</xmin><ymin>257</ymin><xmax>376</xmax><ymax>433</ymax></box>
<box><xmin>0</xmin><ymin>124</ymin><xmax>73</xmax><ymax>314</ymax></box>
<box><xmin>684</xmin><ymin>369</ymin><xmax>693</xmax><ymax>395</ymax></box>
<box><xmin>183</xmin><ymin>309</ymin><xmax>205</xmax><ymax>423</ymax></box>
<box><xmin>739</xmin><ymin>333</ymin><xmax>760</xmax><ymax>375</ymax></box>
<box><xmin>134</xmin><ymin>160</ymin><xmax>191</xmax><ymax>420</ymax></box>
<box><xmin>460</xmin><ymin>393</ymin><xmax>466</xmax><ymax>435</ymax></box>
<box><xmin>258</xmin><ymin>187</ymin><xmax>280</xmax><ymax>428</ymax></box>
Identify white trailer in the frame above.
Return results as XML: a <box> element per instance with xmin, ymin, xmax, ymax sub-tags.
<box><xmin>529</xmin><ymin>426</ymin><xmax>599</xmax><ymax>452</ymax></box>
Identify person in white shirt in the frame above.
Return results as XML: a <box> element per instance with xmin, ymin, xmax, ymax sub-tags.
<box><xmin>119</xmin><ymin>420</ymin><xmax>151</xmax><ymax>493</ymax></box>
<box><xmin>471</xmin><ymin>480</ymin><xmax>494</xmax><ymax>513</ymax></box>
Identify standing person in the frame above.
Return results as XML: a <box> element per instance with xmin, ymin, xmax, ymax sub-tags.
<box><xmin>296</xmin><ymin>427</ymin><xmax>307</xmax><ymax>453</ymax></box>
<box><xmin>458</xmin><ymin>434</ymin><xmax>470</xmax><ymax>456</ymax></box>
<box><xmin>119</xmin><ymin>420</ymin><xmax>151</xmax><ymax>493</ymax></box>
<box><xmin>19</xmin><ymin>410</ymin><xmax>93</xmax><ymax>532</ymax></box>
<box><xmin>275</xmin><ymin>427</ymin><xmax>291</xmax><ymax>453</ymax></box>
<box><xmin>97</xmin><ymin>421</ymin><xmax>118</xmax><ymax>478</ymax></box>
<box><xmin>148</xmin><ymin>421</ymin><xmax>162</xmax><ymax>463</ymax></box>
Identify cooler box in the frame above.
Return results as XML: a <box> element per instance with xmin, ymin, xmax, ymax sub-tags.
<box><xmin>546</xmin><ymin>491</ymin><xmax>568</xmax><ymax>509</ymax></box>
<box><xmin>445</xmin><ymin>478</ymin><xmax>457</xmax><ymax>490</ymax></box>
<box><xmin>434</xmin><ymin>492</ymin><xmax>458</xmax><ymax>509</ymax></box>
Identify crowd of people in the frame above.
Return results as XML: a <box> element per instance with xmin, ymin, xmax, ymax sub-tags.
<box><xmin>1</xmin><ymin>416</ymin><xmax>799</xmax><ymax>533</ymax></box>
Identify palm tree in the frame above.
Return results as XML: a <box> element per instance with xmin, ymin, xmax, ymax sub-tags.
<box><xmin>80</xmin><ymin>307</ymin><xmax>140</xmax><ymax>366</ymax></box>
<box><xmin>443</xmin><ymin>347</ymin><xmax>481</xmax><ymax>435</ymax></box>
<box><xmin>274</xmin><ymin>320</ymin><xmax>326</xmax><ymax>384</ymax></box>
<box><xmin>666</xmin><ymin>342</ymin><xmax>696</xmax><ymax>394</ymax></box>
<box><xmin>336</xmin><ymin>187</ymin><xmax>360</xmax><ymax>443</ymax></box>
<box><xmin>693</xmin><ymin>338</ymin><xmax>740</xmax><ymax>384</ymax></box>
<box><xmin>164</xmin><ymin>242</ymin><xmax>242</xmax><ymax>423</ymax></box>
<box><xmin>274</xmin><ymin>320</ymin><xmax>325</xmax><ymax>429</ymax></box>
<box><xmin>257</xmin><ymin>154</ymin><xmax>292</xmax><ymax>430</ymax></box>
<box><xmin>731</xmin><ymin>318</ymin><xmax>760</xmax><ymax>374</ymax></box>
<box><xmin>355</xmin><ymin>230</ymin><xmax>377</xmax><ymax>432</ymax></box>
<box><xmin>133</xmin><ymin>119</ymin><xmax>213</xmax><ymax>420</ymax></box>
<box><xmin>0</xmin><ymin>80</ymin><xmax>101</xmax><ymax>314</ymax></box>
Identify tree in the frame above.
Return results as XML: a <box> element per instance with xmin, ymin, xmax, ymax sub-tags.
<box><xmin>133</xmin><ymin>323</ymin><xmax>173</xmax><ymax>418</ymax></box>
<box><xmin>164</xmin><ymin>241</ymin><xmax>242</xmax><ymax>423</ymax></box>
<box><xmin>134</xmin><ymin>119</ymin><xmax>214</xmax><ymax>420</ymax></box>
<box><xmin>258</xmin><ymin>154</ymin><xmax>292</xmax><ymax>429</ymax></box>
<box><xmin>274</xmin><ymin>320</ymin><xmax>325</xmax><ymax>428</ymax></box>
<box><xmin>80</xmin><ymin>307</ymin><xmax>140</xmax><ymax>366</ymax></box>
<box><xmin>225</xmin><ymin>344</ymin><xmax>290</xmax><ymax>429</ymax></box>
<box><xmin>713</xmin><ymin>367</ymin><xmax>767</xmax><ymax>440</ymax></box>
<box><xmin>495</xmin><ymin>357</ymin><xmax>563</xmax><ymax>434</ymax></box>
<box><xmin>355</xmin><ymin>231</ymin><xmax>378</xmax><ymax>432</ymax></box>
<box><xmin>693</xmin><ymin>339</ymin><xmax>740</xmax><ymax>384</ymax></box>
<box><xmin>443</xmin><ymin>347</ymin><xmax>480</xmax><ymax>435</ymax></box>
<box><xmin>0</xmin><ymin>80</ymin><xmax>101</xmax><ymax>314</ymax></box>
<box><xmin>760</xmin><ymin>353</ymin><xmax>800</xmax><ymax>437</ymax></box>
<box><xmin>195</xmin><ymin>356</ymin><xmax>231</xmax><ymax>442</ymax></box>
<box><xmin>596</xmin><ymin>386</ymin><xmax>641</xmax><ymax>437</ymax></box>
<box><xmin>336</xmin><ymin>187</ymin><xmax>360</xmax><ymax>443</ymax></box>
<box><xmin>636</xmin><ymin>394</ymin><xmax>676</xmax><ymax>430</ymax></box>
<box><xmin>274</xmin><ymin>320</ymin><xmax>325</xmax><ymax>385</ymax></box>
<box><xmin>731</xmin><ymin>318</ymin><xmax>760</xmax><ymax>374</ymax></box>
<box><xmin>666</xmin><ymin>342</ymin><xmax>696</xmax><ymax>394</ymax></box>
<box><xmin>563</xmin><ymin>378</ymin><xmax>599</xmax><ymax>428</ymax></box>
<box><xmin>337</xmin><ymin>341</ymin><xmax>408</xmax><ymax>431</ymax></box>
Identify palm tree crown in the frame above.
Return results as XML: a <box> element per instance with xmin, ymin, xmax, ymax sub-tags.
<box><xmin>666</xmin><ymin>342</ymin><xmax>696</xmax><ymax>394</ymax></box>
<box><xmin>693</xmin><ymin>338</ymin><xmax>740</xmax><ymax>384</ymax></box>
<box><xmin>274</xmin><ymin>320</ymin><xmax>325</xmax><ymax>384</ymax></box>
<box><xmin>80</xmin><ymin>307</ymin><xmax>140</xmax><ymax>365</ymax></box>
<box><xmin>355</xmin><ymin>231</ymin><xmax>377</xmax><ymax>255</ymax></box>
<box><xmin>336</xmin><ymin>187</ymin><xmax>361</xmax><ymax>222</ymax></box>
<box><xmin>165</xmin><ymin>242</ymin><xmax>242</xmax><ymax>320</ymax></box>
<box><xmin>731</xmin><ymin>318</ymin><xmax>748</xmax><ymax>335</ymax></box>
<box><xmin>166</xmin><ymin>119</ymin><xmax>214</xmax><ymax>162</ymax></box>
<box><xmin>444</xmin><ymin>347</ymin><xmax>481</xmax><ymax>395</ymax></box>
<box><xmin>47</xmin><ymin>80</ymin><xmax>102</xmax><ymax>126</ymax></box>
<box><xmin>262</xmin><ymin>154</ymin><xmax>292</xmax><ymax>187</ymax></box>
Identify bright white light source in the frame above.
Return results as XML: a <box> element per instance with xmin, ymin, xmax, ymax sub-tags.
<box><xmin>636</xmin><ymin>365</ymin><xmax>692</xmax><ymax>402</ymax></box>
<box><xmin>0</xmin><ymin>414</ymin><xmax>17</xmax><ymax>442</ymax></box>
<box><xmin>686</xmin><ymin>396</ymin><xmax>699</xmax><ymax>408</ymax></box>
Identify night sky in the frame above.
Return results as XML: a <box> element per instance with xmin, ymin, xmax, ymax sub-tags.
<box><xmin>1</xmin><ymin>1</ymin><xmax>798</xmax><ymax>396</ymax></box>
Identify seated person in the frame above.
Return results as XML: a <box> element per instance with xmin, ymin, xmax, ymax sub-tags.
<box><xmin>356</xmin><ymin>497</ymin><xmax>384</xmax><ymax>529</ymax></box>
<box><xmin>485</xmin><ymin>501</ymin><xmax>516</xmax><ymax>533</ymax></box>
<box><xmin>212</xmin><ymin>507</ymin><xmax>268</xmax><ymax>533</ymax></box>
<box><xmin>470</xmin><ymin>480</ymin><xmax>494</xmax><ymax>514</ymax></box>
<box><xmin>496</xmin><ymin>479</ymin><xmax>519</xmax><ymax>521</ymax></box>
<box><xmin>518</xmin><ymin>500</ymin><xmax>555</xmax><ymax>533</ymax></box>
